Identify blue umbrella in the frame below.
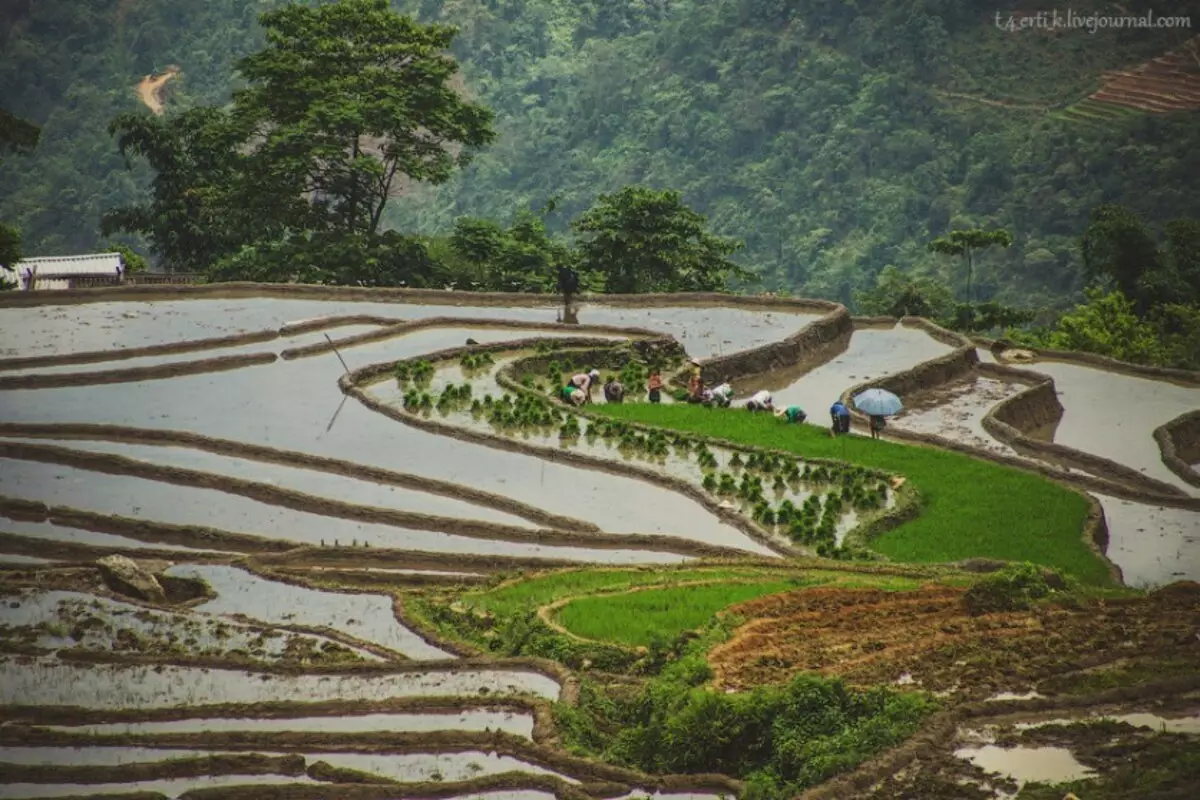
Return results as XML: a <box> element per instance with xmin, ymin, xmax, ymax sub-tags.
<box><xmin>853</xmin><ymin>388</ymin><xmax>903</xmax><ymax>416</ymax></box>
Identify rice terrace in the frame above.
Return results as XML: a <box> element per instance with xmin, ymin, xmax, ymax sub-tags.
<box><xmin>0</xmin><ymin>283</ymin><xmax>1195</xmax><ymax>799</ymax></box>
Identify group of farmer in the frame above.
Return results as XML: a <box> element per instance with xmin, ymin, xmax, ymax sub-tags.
<box><xmin>559</xmin><ymin>369</ymin><xmax>629</xmax><ymax>406</ymax></box>
<box><xmin>556</xmin><ymin>364</ymin><xmax>882</xmax><ymax>438</ymax></box>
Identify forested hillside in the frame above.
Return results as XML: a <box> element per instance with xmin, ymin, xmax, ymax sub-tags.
<box><xmin>2</xmin><ymin>0</ymin><xmax>1198</xmax><ymax>308</ymax></box>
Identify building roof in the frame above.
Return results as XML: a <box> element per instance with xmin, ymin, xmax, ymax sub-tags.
<box><xmin>15</xmin><ymin>252</ymin><xmax>124</xmax><ymax>290</ymax></box>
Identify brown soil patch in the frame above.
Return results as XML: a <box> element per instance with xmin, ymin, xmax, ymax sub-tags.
<box><xmin>136</xmin><ymin>66</ymin><xmax>179</xmax><ymax>115</ymax></box>
<box><xmin>1088</xmin><ymin>36</ymin><xmax>1200</xmax><ymax>113</ymax></box>
<box><xmin>709</xmin><ymin>584</ymin><xmax>1200</xmax><ymax>697</ymax></box>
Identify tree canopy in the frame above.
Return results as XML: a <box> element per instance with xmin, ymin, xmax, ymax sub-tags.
<box><xmin>572</xmin><ymin>186</ymin><xmax>750</xmax><ymax>294</ymax></box>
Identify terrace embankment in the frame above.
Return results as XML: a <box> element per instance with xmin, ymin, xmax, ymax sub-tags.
<box><xmin>708</xmin><ymin>582</ymin><xmax>1200</xmax><ymax>699</ymax></box>
<box><xmin>1155</xmin><ymin>409</ymin><xmax>1200</xmax><ymax>489</ymax></box>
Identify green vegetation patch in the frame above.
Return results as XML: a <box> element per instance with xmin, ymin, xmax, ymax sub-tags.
<box><xmin>591</xmin><ymin>404</ymin><xmax>1110</xmax><ymax>584</ymax></box>
<box><xmin>555</xmin><ymin>579</ymin><xmax>805</xmax><ymax>647</ymax></box>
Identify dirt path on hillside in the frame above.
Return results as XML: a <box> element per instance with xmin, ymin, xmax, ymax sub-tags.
<box><xmin>136</xmin><ymin>66</ymin><xmax>179</xmax><ymax>115</ymax></box>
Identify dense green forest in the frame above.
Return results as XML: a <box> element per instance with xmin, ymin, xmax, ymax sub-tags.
<box><xmin>1</xmin><ymin>0</ymin><xmax>1198</xmax><ymax>310</ymax></box>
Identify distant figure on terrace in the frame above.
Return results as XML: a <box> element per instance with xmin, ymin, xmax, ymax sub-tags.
<box><xmin>647</xmin><ymin>369</ymin><xmax>664</xmax><ymax>403</ymax></box>
<box><xmin>745</xmin><ymin>389</ymin><xmax>773</xmax><ymax>412</ymax></box>
<box><xmin>560</xmin><ymin>384</ymin><xmax>586</xmax><ymax>406</ymax></box>
<box><xmin>776</xmin><ymin>405</ymin><xmax>806</xmax><ymax>424</ymax></box>
<box><xmin>603</xmin><ymin>376</ymin><xmax>625</xmax><ymax>403</ymax></box>
<box><xmin>569</xmin><ymin>369</ymin><xmax>601</xmax><ymax>403</ymax></box>
<box><xmin>704</xmin><ymin>382</ymin><xmax>734</xmax><ymax>407</ymax></box>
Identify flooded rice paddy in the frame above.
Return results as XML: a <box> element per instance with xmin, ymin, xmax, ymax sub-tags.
<box><xmin>737</xmin><ymin>324</ymin><xmax>952</xmax><ymax>415</ymax></box>
<box><xmin>1</xmin><ymin>294</ymin><xmax>1197</xmax><ymax>796</ymax></box>
<box><xmin>0</xmin><ymin>658</ymin><xmax>562</xmax><ymax>707</ymax></box>
<box><xmin>46</xmin><ymin>709</ymin><xmax>537</xmax><ymax>738</ymax></box>
<box><xmin>164</xmin><ymin>564</ymin><xmax>450</xmax><ymax>659</ymax></box>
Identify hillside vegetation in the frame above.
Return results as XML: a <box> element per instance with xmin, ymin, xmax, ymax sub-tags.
<box><xmin>2</xmin><ymin>0</ymin><xmax>1198</xmax><ymax>308</ymax></box>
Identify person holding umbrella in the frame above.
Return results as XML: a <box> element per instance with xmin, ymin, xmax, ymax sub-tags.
<box><xmin>852</xmin><ymin>388</ymin><xmax>903</xmax><ymax>440</ymax></box>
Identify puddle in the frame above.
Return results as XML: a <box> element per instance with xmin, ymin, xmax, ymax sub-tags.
<box><xmin>306</xmin><ymin>750</ymin><xmax>574</xmax><ymax>783</ymax></box>
<box><xmin>1</xmin><ymin>325</ymin><xmax>384</xmax><ymax>376</ymax></box>
<box><xmin>0</xmin><ymin>458</ymin><xmax>687</xmax><ymax>563</ymax></box>
<box><xmin>1094</xmin><ymin>494</ymin><xmax>1200</xmax><ymax>587</ymax></box>
<box><xmin>0</xmin><ymin>774</ymin><xmax>318</xmax><ymax>798</ymax></box>
<box><xmin>0</xmin><ymin>657</ymin><xmax>562</xmax><ymax>707</ymax></box>
<box><xmin>47</xmin><ymin>709</ymin><xmax>536</xmax><ymax>738</ymax></box>
<box><xmin>890</xmin><ymin>376</ymin><xmax>1028</xmax><ymax>455</ymax></box>
<box><xmin>164</xmin><ymin>564</ymin><xmax>451</xmax><ymax>659</ymax></box>
<box><xmin>736</xmin><ymin>324</ymin><xmax>953</xmax><ymax>421</ymax></box>
<box><xmin>1028</xmin><ymin>360</ymin><xmax>1200</xmax><ymax>496</ymax></box>
<box><xmin>984</xmin><ymin>691</ymin><xmax>1044</xmax><ymax>702</ymax></box>
<box><xmin>2</xmin><ymin>437</ymin><xmax>537</xmax><ymax>529</ymax></box>
<box><xmin>2</xmin><ymin>299</ymin><xmax>814</xmax><ymax>359</ymax></box>
<box><xmin>1015</xmin><ymin>711</ymin><xmax>1200</xmax><ymax>734</ymax></box>
<box><xmin>0</xmin><ymin>589</ymin><xmax>372</xmax><ymax>663</ymax></box>
<box><xmin>954</xmin><ymin>744</ymin><xmax>1096</xmax><ymax>786</ymax></box>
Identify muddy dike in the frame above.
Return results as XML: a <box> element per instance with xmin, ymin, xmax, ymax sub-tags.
<box><xmin>0</xmin><ymin>315</ymin><xmax>392</xmax><ymax>372</ymax></box>
<box><xmin>251</xmin><ymin>547</ymin><xmax>587</xmax><ymax>573</ymax></box>
<box><xmin>673</xmin><ymin>303</ymin><xmax>850</xmax><ymax>387</ymax></box>
<box><xmin>0</xmin><ymin>495</ymin><xmax>296</xmax><ymax>554</ymax></box>
<box><xmin>981</xmin><ymin>375</ymin><xmax>1197</xmax><ymax>501</ymax></box>
<box><xmin>981</xmin><ymin>335</ymin><xmax>1200</xmax><ymax>387</ymax></box>
<box><xmin>346</xmin><ymin>348</ymin><xmax>797</xmax><ymax>560</ymax></box>
<box><xmin>842</xmin><ymin>317</ymin><xmax>978</xmax><ymax>403</ymax></box>
<box><xmin>0</xmin><ymin>441</ymin><xmax>737</xmax><ymax>560</ymax></box>
<box><xmin>0</xmin><ymin>280</ymin><xmax>840</xmax><ymax>313</ymax></box>
<box><xmin>1154</xmin><ymin>409</ymin><xmax>1200</xmax><ymax>489</ymax></box>
<box><xmin>0</xmin><ymin>352</ymin><xmax>278</xmax><ymax>391</ymax></box>
<box><xmin>0</xmin><ymin>422</ymin><xmax>593</xmax><ymax>533</ymax></box>
<box><xmin>0</xmin><ymin>531</ymin><xmax>232</xmax><ymax>566</ymax></box>
<box><xmin>0</xmin><ymin>752</ymin><xmax>305</xmax><ymax>784</ymax></box>
<box><xmin>279</xmin><ymin>316</ymin><xmax>664</xmax><ymax>361</ymax></box>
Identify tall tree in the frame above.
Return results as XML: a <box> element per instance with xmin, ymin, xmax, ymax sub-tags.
<box><xmin>1</xmin><ymin>109</ymin><xmax>38</xmax><ymax>286</ymax></box>
<box><xmin>928</xmin><ymin>228</ymin><xmax>1013</xmax><ymax>304</ymax></box>
<box><xmin>233</xmin><ymin>0</ymin><xmax>496</xmax><ymax>239</ymax></box>
<box><xmin>103</xmin><ymin>108</ymin><xmax>255</xmax><ymax>272</ymax></box>
<box><xmin>571</xmin><ymin>186</ymin><xmax>751</xmax><ymax>294</ymax></box>
<box><xmin>1079</xmin><ymin>204</ymin><xmax>1162</xmax><ymax>312</ymax></box>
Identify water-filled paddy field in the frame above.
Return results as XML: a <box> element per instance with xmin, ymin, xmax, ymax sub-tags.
<box><xmin>1</xmin><ymin>289</ymin><xmax>1197</xmax><ymax>799</ymax></box>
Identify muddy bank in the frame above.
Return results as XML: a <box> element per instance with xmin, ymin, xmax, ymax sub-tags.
<box><xmin>0</xmin><ymin>532</ymin><xmax>232</xmax><ymax>565</ymax></box>
<box><xmin>1154</xmin><ymin>410</ymin><xmax>1200</xmax><ymax>489</ymax></box>
<box><xmin>981</xmin><ymin>336</ymin><xmax>1200</xmax><ymax>387</ymax></box>
<box><xmin>0</xmin><ymin>422</ymin><xmax>594</xmax><ymax>533</ymax></box>
<box><xmin>0</xmin><ymin>282</ymin><xmax>835</xmax><ymax>314</ymax></box>
<box><xmin>280</xmin><ymin>316</ymin><xmax>659</xmax><ymax>361</ymax></box>
<box><xmin>0</xmin><ymin>751</ymin><xmax>304</xmax><ymax>784</ymax></box>
<box><xmin>0</xmin><ymin>352</ymin><xmax>277</xmax><ymax>391</ymax></box>
<box><xmin>678</xmin><ymin>304</ymin><xmax>850</xmax><ymax>387</ymax></box>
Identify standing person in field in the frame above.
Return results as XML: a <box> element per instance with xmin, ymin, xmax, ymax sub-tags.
<box><xmin>869</xmin><ymin>414</ymin><xmax>886</xmax><ymax>439</ymax></box>
<box><xmin>776</xmin><ymin>405</ymin><xmax>806</xmax><ymax>424</ymax></box>
<box><xmin>745</xmin><ymin>389</ymin><xmax>773</xmax><ymax>412</ymax></box>
<box><xmin>830</xmin><ymin>401</ymin><xmax>851</xmax><ymax>435</ymax></box>
<box><xmin>687</xmin><ymin>368</ymin><xmax>704</xmax><ymax>403</ymax></box>
<box><xmin>603</xmin><ymin>375</ymin><xmax>625</xmax><ymax>403</ymax></box>
<box><xmin>569</xmin><ymin>369</ymin><xmax>601</xmax><ymax>403</ymax></box>
<box><xmin>647</xmin><ymin>369</ymin><xmax>664</xmax><ymax>403</ymax></box>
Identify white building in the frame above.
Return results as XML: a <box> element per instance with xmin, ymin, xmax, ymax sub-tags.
<box><xmin>14</xmin><ymin>252</ymin><xmax>124</xmax><ymax>290</ymax></box>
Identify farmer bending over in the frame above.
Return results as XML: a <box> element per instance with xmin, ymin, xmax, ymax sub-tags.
<box><xmin>776</xmin><ymin>405</ymin><xmax>806</xmax><ymax>424</ymax></box>
<box><xmin>830</xmin><ymin>401</ymin><xmax>851</xmax><ymax>434</ymax></box>
<box><xmin>561</xmin><ymin>384</ymin><xmax>587</xmax><ymax>406</ymax></box>
<box><xmin>707</xmin><ymin>383</ymin><xmax>734</xmax><ymax>407</ymax></box>
<box><xmin>603</xmin><ymin>376</ymin><xmax>625</xmax><ymax>403</ymax></box>
<box><xmin>745</xmin><ymin>389</ymin><xmax>773</xmax><ymax>412</ymax></box>
<box><xmin>569</xmin><ymin>369</ymin><xmax>601</xmax><ymax>403</ymax></box>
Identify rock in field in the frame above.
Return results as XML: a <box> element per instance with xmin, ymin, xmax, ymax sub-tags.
<box><xmin>97</xmin><ymin>555</ymin><xmax>167</xmax><ymax>603</ymax></box>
